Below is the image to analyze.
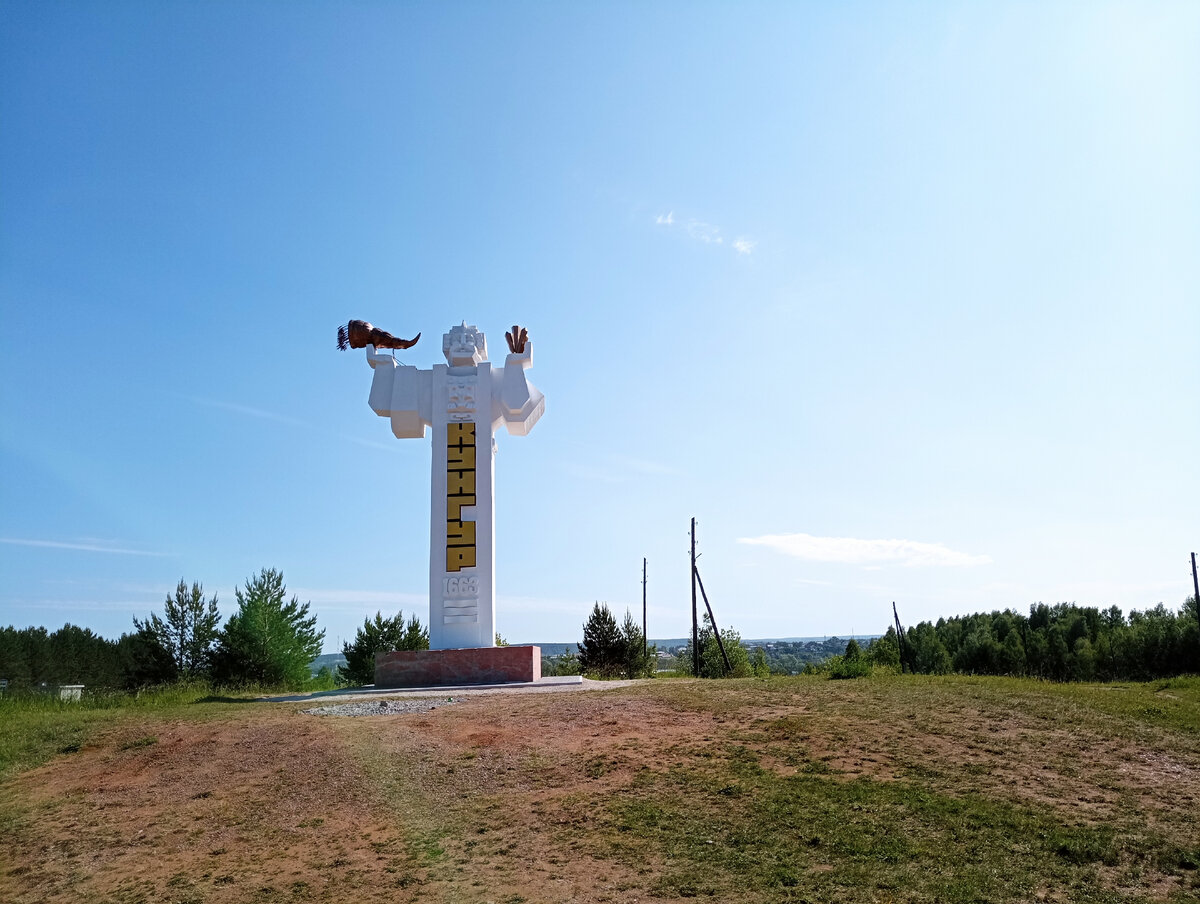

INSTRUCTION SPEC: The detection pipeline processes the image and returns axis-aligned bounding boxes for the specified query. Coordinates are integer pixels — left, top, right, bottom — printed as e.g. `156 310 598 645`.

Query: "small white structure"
363 323 544 650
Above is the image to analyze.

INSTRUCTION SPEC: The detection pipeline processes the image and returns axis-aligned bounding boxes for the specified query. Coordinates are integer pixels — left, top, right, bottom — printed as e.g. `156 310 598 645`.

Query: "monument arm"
365 344 393 369
496 340 544 436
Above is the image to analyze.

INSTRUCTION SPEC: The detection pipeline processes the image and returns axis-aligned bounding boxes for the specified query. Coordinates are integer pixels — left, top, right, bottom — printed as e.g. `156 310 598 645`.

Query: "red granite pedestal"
374 645 541 688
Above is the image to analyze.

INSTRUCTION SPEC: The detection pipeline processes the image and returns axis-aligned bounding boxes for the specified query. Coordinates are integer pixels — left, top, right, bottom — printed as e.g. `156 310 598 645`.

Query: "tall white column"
363 323 543 651
427 363 496 650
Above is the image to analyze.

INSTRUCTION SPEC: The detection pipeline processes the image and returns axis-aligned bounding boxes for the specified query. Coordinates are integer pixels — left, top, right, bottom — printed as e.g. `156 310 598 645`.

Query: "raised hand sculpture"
505 324 528 354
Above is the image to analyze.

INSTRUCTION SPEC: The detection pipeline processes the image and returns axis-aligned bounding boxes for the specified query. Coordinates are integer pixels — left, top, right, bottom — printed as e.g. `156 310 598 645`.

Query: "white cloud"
652 207 759 253
686 220 722 243
0 537 169 557
738 533 992 567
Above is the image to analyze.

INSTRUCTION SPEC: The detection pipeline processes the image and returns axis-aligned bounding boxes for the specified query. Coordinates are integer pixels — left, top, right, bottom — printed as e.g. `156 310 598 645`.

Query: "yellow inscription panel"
447 422 476 447
447 443 476 471
445 421 477 573
447 546 477 571
447 518 476 547
447 495 476 521
447 469 476 496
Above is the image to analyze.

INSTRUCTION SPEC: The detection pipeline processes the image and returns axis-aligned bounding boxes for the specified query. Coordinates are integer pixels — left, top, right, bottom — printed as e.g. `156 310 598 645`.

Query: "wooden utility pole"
691 518 699 677
642 557 648 660
892 601 909 673
1191 552 1200 640
693 566 732 674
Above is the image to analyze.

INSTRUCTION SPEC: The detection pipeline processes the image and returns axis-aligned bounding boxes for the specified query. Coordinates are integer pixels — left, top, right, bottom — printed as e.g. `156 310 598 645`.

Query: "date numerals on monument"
446 421 478 572
442 576 480 599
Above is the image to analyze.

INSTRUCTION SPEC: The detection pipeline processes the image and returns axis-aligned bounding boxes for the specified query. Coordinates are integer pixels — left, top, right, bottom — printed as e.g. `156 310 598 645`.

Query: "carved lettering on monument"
442 576 479 598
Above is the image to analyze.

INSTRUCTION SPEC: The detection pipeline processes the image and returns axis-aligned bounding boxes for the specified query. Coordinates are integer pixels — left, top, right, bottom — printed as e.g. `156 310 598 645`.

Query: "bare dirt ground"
2 677 1198 904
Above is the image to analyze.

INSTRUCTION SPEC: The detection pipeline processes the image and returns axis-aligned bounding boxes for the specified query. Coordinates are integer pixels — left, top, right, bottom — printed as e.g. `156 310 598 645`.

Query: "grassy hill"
2 674 1197 903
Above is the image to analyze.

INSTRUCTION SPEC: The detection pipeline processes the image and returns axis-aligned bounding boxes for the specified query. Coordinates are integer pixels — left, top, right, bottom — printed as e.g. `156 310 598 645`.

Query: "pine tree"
579 602 623 678
619 609 655 679
212 568 324 689
133 579 221 679
339 611 428 686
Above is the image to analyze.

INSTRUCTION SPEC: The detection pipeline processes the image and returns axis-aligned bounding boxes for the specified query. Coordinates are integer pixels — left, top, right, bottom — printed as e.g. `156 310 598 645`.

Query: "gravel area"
303 697 461 717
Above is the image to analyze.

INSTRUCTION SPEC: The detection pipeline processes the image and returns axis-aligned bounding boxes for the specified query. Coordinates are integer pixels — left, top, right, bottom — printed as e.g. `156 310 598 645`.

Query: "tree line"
0 568 324 692
6 583 1196 691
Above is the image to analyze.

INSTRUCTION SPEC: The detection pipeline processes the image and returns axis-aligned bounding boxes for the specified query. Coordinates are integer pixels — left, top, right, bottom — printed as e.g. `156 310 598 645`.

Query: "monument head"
443 322 487 366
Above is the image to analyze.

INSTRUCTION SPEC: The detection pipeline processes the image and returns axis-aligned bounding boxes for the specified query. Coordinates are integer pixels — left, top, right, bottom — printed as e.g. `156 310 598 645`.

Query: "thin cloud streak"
739 533 992 567
343 435 402 452
189 396 308 428
559 461 626 484
608 453 677 476
189 394 400 452
1 598 160 613
291 587 427 611
0 538 169 557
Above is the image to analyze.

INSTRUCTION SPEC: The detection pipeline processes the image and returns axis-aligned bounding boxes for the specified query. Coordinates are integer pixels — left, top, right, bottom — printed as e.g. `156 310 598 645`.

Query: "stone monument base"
375 645 541 688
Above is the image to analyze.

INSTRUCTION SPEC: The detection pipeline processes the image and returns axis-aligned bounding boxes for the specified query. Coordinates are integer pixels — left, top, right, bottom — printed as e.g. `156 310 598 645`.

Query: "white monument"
361 322 544 650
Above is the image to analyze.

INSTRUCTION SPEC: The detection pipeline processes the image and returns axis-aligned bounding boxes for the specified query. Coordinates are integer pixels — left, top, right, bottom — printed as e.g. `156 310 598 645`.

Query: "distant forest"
0 623 146 689
893 599 1199 681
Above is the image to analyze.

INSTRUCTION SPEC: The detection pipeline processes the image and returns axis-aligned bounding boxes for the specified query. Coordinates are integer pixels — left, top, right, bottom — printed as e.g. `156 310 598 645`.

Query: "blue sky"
2 2 1197 652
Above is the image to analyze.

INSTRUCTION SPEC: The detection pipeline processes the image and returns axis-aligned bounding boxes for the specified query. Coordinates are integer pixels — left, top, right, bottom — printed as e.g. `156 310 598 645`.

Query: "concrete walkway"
262 674 601 704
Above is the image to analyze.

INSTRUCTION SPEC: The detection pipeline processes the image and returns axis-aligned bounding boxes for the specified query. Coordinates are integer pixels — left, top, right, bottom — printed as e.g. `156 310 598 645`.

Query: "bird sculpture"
336 320 420 352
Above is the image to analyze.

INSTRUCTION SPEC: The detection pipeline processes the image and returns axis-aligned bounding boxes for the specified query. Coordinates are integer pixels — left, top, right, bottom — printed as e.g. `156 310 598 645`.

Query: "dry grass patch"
2 675 1198 903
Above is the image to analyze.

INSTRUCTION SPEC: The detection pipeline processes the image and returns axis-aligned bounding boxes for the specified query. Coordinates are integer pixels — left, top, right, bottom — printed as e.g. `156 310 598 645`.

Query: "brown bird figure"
505 324 529 354
337 320 420 351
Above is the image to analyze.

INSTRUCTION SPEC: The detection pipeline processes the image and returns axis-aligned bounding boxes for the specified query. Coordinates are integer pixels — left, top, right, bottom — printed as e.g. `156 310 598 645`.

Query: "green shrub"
339 610 428 686
826 654 873 680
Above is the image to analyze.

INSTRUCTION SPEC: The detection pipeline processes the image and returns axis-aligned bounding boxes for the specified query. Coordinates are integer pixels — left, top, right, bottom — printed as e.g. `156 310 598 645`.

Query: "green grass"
4 671 1198 903
528 676 1200 900
593 675 1200 902
597 753 1133 902
0 682 278 781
